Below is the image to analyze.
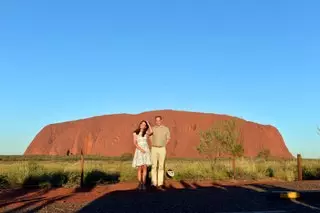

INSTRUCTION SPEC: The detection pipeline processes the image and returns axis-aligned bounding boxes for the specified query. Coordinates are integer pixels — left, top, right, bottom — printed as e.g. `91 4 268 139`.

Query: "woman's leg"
141 165 147 190
137 166 142 183
142 165 147 184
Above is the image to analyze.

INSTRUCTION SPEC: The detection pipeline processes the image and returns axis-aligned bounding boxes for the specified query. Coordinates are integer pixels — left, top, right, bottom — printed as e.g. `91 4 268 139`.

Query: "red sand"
0 180 285 208
24 110 292 158
2 180 320 211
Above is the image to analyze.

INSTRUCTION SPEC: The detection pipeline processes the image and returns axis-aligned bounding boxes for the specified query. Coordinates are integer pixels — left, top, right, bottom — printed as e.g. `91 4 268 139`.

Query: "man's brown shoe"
157 185 166 191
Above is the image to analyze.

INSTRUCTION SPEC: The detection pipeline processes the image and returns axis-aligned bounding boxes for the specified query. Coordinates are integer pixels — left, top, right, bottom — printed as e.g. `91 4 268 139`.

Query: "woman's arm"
133 133 145 153
146 121 153 136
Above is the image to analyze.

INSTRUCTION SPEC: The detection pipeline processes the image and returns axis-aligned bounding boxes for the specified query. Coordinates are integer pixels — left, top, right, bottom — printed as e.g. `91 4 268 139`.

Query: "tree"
216 119 244 179
197 118 244 179
197 126 224 171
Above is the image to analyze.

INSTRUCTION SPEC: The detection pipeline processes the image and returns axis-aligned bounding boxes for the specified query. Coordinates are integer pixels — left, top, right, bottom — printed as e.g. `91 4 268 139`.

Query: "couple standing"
132 115 170 190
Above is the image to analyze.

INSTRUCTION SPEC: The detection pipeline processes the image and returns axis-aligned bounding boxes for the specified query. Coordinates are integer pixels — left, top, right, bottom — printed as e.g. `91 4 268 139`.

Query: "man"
150 115 170 188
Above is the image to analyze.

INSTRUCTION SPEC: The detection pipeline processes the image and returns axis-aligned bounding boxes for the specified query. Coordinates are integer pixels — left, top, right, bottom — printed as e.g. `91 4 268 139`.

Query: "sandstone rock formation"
24 110 293 158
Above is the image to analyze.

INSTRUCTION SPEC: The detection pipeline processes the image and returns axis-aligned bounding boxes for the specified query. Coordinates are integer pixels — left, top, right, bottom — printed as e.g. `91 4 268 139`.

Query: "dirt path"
1 180 320 213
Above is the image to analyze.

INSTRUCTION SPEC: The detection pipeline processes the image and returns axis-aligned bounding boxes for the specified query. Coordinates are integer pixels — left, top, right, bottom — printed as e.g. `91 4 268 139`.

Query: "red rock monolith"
24 110 293 158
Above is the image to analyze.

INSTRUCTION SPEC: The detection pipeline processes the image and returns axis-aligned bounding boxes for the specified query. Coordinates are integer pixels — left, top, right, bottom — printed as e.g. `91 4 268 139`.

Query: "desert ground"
1 180 320 213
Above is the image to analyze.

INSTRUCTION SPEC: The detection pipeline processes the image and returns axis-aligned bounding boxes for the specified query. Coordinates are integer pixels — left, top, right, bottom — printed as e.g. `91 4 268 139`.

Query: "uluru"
24 110 293 158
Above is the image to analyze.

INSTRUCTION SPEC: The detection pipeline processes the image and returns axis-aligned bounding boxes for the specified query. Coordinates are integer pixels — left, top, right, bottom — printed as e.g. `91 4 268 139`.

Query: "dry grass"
0 156 319 189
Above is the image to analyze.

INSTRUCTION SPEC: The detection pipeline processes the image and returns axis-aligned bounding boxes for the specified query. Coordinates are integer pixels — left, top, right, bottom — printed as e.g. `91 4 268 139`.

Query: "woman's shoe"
141 183 146 191
137 182 142 190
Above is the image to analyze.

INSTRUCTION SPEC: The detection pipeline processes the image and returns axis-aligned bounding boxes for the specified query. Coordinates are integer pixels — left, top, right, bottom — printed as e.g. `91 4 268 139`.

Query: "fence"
78 152 306 188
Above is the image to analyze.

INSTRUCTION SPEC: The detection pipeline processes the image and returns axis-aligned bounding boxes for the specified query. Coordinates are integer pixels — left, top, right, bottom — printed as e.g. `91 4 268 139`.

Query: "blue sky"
0 0 319 158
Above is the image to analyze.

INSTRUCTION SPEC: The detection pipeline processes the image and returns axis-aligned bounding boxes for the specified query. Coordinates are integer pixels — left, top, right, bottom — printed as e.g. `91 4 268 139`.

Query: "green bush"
266 167 275 177
64 171 81 187
303 166 320 180
120 153 133 161
84 170 120 187
0 175 10 188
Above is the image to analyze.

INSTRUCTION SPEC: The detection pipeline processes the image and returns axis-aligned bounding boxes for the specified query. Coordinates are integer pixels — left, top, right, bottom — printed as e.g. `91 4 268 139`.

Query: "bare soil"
1 180 320 213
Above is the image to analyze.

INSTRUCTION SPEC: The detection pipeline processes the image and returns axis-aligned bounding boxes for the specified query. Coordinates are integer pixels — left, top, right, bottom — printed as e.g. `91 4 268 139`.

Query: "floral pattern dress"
132 133 152 168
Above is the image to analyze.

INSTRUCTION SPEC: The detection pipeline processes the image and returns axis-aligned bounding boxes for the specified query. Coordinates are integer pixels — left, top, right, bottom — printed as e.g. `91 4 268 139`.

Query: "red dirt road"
1 180 320 213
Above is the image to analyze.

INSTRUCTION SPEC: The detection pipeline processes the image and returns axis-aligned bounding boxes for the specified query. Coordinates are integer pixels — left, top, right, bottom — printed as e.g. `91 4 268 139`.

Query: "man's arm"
166 127 171 145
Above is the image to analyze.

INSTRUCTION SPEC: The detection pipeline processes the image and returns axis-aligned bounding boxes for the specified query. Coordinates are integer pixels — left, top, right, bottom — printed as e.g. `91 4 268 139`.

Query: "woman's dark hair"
134 120 149 137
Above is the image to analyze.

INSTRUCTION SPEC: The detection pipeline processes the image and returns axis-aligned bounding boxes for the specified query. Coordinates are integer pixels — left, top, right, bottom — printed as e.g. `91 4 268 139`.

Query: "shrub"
257 148 271 160
120 153 133 161
84 170 120 187
0 175 10 188
303 166 320 180
266 167 275 177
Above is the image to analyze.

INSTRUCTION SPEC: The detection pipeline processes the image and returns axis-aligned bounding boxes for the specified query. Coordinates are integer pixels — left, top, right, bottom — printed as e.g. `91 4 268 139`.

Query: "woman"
132 120 153 191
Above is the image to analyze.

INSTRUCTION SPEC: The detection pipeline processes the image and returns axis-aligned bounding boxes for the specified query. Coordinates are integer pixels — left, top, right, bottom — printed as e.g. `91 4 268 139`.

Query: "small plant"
27 161 43 172
302 166 320 180
49 172 69 187
266 167 274 177
257 148 271 160
0 175 10 188
120 153 133 161
84 170 120 187
64 171 81 187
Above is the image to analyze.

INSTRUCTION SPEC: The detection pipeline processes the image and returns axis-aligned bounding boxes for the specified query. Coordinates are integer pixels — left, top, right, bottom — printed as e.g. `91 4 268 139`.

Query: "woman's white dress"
132 133 152 168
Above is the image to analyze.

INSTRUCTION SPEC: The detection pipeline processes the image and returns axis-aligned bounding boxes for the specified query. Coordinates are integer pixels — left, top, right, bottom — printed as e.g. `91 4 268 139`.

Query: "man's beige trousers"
151 147 166 186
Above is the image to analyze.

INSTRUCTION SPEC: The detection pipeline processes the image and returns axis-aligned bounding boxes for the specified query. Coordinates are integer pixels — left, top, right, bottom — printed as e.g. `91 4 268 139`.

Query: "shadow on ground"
3 194 72 213
0 172 72 210
77 181 320 213
0 171 120 213
1 181 320 213
1 168 320 213
22 172 69 188
75 170 120 192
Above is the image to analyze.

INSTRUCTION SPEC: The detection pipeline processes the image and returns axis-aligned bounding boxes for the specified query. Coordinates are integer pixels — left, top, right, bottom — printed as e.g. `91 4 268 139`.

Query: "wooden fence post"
80 149 84 187
297 154 302 181
232 157 236 179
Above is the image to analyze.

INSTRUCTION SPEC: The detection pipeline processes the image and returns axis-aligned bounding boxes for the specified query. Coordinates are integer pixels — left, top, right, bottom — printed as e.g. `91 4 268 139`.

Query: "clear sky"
0 0 319 158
